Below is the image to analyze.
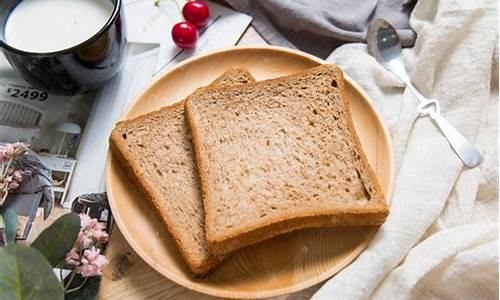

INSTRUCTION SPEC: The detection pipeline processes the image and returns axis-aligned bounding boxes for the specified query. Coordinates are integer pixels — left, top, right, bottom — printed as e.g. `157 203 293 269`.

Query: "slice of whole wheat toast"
109 68 254 275
185 64 388 255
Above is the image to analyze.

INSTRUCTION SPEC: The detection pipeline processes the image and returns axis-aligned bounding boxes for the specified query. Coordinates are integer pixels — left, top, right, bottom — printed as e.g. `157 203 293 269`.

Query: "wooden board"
105 46 394 299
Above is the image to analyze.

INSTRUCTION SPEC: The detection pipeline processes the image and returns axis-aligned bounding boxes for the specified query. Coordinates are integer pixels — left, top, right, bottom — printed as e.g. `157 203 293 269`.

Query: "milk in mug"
5 0 114 53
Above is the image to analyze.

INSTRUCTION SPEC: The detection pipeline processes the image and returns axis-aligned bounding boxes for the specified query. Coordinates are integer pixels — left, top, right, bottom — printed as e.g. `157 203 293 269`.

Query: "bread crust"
209 210 388 255
185 64 388 255
110 102 224 275
109 69 255 275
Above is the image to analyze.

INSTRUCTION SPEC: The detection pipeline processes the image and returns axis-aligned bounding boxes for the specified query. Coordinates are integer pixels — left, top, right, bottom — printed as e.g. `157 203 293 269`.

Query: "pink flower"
82 247 100 262
77 263 100 277
76 231 84 246
65 212 110 276
88 219 99 231
76 247 108 277
0 143 28 196
79 213 92 230
8 181 19 189
65 247 80 266
0 143 28 160
0 144 15 160
6 167 14 176
3 172 22 191
93 227 109 243
78 212 109 245
76 230 94 249
13 170 23 181
12 142 28 157
93 253 108 269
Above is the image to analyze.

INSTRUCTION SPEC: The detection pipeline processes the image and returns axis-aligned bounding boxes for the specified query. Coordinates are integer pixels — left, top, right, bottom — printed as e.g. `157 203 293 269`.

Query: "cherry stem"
154 0 181 12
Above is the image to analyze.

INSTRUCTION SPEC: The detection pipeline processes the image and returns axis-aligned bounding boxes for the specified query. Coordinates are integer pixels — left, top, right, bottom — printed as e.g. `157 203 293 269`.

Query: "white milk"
5 0 114 53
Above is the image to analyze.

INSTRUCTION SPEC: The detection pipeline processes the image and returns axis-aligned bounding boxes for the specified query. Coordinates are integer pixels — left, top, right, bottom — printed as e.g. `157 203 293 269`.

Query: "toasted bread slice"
109 68 254 275
185 64 388 255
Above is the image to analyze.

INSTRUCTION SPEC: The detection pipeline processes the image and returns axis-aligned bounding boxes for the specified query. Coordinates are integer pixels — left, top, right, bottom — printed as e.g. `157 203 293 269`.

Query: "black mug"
0 0 126 95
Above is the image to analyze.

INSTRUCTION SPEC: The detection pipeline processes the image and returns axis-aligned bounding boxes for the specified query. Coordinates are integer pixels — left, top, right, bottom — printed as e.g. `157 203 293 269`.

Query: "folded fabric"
310 0 498 299
372 223 498 299
225 0 417 58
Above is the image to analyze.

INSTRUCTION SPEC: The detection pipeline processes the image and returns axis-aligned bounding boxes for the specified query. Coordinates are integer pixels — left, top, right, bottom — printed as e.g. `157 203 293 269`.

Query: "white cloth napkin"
312 0 499 299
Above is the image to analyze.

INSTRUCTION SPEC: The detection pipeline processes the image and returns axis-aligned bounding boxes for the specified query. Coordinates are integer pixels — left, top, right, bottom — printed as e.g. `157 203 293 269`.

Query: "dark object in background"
225 0 417 58
0 0 126 95
71 193 108 220
12 150 54 220
71 193 113 241
64 273 101 300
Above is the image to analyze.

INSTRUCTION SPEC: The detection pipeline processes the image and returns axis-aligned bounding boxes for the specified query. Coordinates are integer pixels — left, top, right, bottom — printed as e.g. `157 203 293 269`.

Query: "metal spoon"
367 19 484 168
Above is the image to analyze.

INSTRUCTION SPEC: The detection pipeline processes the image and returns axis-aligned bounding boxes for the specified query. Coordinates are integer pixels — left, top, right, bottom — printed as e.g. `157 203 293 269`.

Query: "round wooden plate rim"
105 45 394 299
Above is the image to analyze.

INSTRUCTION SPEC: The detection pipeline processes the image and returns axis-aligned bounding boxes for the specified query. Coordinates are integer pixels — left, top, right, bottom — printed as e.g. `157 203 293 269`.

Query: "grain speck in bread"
109 68 254 275
185 64 388 255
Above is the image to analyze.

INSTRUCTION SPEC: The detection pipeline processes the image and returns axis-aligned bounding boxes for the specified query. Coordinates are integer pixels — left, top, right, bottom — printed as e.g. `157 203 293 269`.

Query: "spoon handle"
429 112 484 168
415 97 484 168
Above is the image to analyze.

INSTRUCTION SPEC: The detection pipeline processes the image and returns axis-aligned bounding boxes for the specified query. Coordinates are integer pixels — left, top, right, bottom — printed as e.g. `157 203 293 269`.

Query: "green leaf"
0 244 64 300
32 213 81 267
1 208 17 244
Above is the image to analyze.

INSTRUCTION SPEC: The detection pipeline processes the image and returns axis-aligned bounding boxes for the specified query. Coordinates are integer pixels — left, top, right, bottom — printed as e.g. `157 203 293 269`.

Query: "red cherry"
171 21 198 49
182 1 210 28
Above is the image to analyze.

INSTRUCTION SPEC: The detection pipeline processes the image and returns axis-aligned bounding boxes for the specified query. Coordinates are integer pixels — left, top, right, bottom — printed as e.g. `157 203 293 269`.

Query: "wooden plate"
105 46 394 299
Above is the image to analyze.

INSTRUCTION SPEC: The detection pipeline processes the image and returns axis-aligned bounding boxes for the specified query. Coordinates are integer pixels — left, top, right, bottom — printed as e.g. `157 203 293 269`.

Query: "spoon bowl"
367 19 411 84
367 20 402 67
366 18 484 168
